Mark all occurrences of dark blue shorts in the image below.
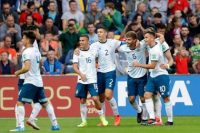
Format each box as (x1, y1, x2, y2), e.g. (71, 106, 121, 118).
(18, 84, 47, 104)
(145, 75, 170, 98)
(18, 79, 24, 91)
(127, 74, 147, 97)
(97, 70, 116, 94)
(75, 83, 98, 98)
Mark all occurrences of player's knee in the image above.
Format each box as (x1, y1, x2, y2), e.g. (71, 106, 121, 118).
(128, 96, 135, 104)
(17, 101, 24, 106)
(92, 96, 99, 102)
(163, 96, 170, 103)
(144, 92, 152, 99)
(140, 97, 145, 103)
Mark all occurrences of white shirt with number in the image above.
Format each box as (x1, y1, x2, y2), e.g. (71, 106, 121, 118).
(91, 39, 121, 73)
(73, 48, 97, 84)
(22, 47, 43, 87)
(118, 42, 147, 78)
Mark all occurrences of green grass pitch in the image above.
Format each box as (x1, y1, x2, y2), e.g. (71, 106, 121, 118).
(1, 116, 200, 133)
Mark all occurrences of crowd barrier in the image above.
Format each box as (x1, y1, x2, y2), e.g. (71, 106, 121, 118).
(0, 75, 199, 117)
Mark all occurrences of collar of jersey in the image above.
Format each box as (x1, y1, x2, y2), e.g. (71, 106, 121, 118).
(99, 40, 107, 44)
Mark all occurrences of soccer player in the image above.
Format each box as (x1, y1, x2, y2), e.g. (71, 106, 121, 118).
(73, 35, 108, 127)
(10, 31, 60, 132)
(133, 30, 173, 126)
(117, 31, 147, 123)
(93, 26, 121, 126)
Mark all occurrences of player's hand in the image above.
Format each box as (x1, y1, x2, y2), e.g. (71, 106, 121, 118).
(14, 70, 20, 76)
(160, 64, 168, 70)
(80, 73, 87, 82)
(74, 48, 80, 56)
(133, 60, 140, 67)
(156, 33, 165, 44)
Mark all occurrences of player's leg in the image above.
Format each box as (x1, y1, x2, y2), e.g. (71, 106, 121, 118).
(144, 77, 156, 125)
(38, 87, 60, 130)
(156, 75, 173, 126)
(127, 75, 142, 123)
(89, 83, 108, 126)
(10, 84, 37, 131)
(153, 93, 163, 125)
(105, 70, 120, 126)
(138, 75, 148, 124)
(75, 83, 88, 127)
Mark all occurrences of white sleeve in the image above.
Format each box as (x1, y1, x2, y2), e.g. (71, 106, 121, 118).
(22, 49, 31, 62)
(150, 49, 159, 61)
(73, 54, 79, 64)
(161, 42, 170, 53)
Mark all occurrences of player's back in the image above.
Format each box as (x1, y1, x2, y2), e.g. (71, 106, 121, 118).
(22, 47, 43, 87)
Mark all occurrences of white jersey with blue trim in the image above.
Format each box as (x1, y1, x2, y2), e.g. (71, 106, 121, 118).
(118, 42, 147, 78)
(73, 48, 97, 84)
(91, 39, 121, 73)
(148, 43, 168, 78)
(22, 47, 43, 87)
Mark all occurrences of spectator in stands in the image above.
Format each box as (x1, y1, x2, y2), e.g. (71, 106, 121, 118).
(125, 0, 137, 17)
(148, 0, 168, 23)
(102, 2, 124, 34)
(174, 10, 187, 26)
(168, 0, 189, 15)
(42, 49, 62, 75)
(58, 19, 80, 63)
(0, 1, 18, 25)
(180, 26, 193, 50)
(188, 14, 200, 37)
(84, 1, 104, 28)
(147, 12, 163, 30)
(124, 22, 144, 40)
(61, 0, 85, 33)
(43, 1, 62, 30)
(0, 35, 17, 65)
(86, 0, 105, 12)
(172, 34, 184, 57)
(87, 23, 98, 44)
(21, 15, 36, 34)
(0, 51, 15, 75)
(193, 59, 200, 73)
(190, 35, 200, 73)
(40, 32, 62, 59)
(128, 2, 150, 25)
(39, 17, 59, 39)
(19, 1, 43, 27)
(192, 0, 200, 19)
(0, 15, 21, 50)
(175, 47, 190, 74)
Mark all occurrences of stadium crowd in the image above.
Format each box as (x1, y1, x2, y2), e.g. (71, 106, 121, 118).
(0, 0, 200, 75)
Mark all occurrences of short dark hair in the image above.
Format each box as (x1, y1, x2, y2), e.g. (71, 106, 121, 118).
(23, 31, 36, 44)
(3, 34, 12, 41)
(96, 25, 108, 31)
(69, 0, 76, 5)
(144, 29, 156, 37)
(80, 34, 89, 40)
(125, 31, 137, 40)
(154, 13, 162, 18)
(156, 23, 166, 30)
(27, 1, 35, 9)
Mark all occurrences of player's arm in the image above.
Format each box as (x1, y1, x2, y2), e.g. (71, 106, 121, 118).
(160, 50, 174, 69)
(133, 60, 157, 69)
(73, 63, 87, 82)
(15, 60, 31, 76)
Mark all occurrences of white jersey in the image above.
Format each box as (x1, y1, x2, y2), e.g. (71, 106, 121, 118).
(22, 47, 43, 87)
(73, 48, 97, 84)
(91, 39, 121, 73)
(148, 43, 168, 78)
(118, 42, 147, 78)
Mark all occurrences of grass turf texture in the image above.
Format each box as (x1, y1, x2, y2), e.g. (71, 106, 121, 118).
(1, 116, 200, 133)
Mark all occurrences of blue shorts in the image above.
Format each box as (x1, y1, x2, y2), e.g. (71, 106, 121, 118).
(145, 75, 170, 98)
(18, 84, 48, 104)
(97, 70, 116, 94)
(18, 79, 24, 91)
(127, 74, 147, 97)
(75, 83, 98, 98)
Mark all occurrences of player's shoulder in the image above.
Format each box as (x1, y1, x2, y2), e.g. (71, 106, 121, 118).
(23, 47, 33, 54)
